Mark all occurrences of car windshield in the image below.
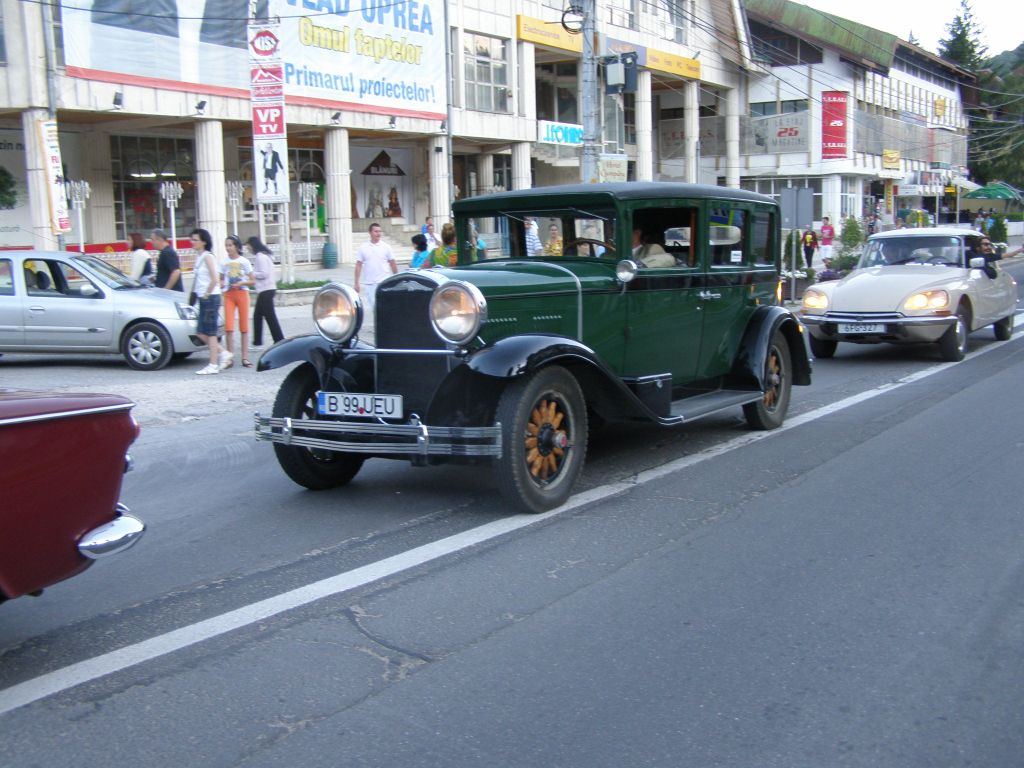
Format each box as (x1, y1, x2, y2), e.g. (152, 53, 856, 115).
(457, 208, 617, 262)
(72, 254, 142, 289)
(858, 236, 964, 269)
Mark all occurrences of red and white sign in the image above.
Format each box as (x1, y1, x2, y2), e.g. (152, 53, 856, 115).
(248, 22, 288, 204)
(252, 105, 285, 136)
(821, 91, 848, 159)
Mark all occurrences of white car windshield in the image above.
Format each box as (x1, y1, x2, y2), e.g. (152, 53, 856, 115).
(72, 254, 142, 289)
(858, 236, 964, 269)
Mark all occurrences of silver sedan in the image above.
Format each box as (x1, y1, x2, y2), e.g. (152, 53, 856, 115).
(0, 250, 201, 370)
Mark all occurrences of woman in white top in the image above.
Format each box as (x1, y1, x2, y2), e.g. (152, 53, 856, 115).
(127, 232, 153, 284)
(188, 228, 224, 375)
(246, 236, 284, 348)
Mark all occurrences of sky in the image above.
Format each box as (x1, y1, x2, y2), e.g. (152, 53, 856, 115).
(798, 0, 1022, 58)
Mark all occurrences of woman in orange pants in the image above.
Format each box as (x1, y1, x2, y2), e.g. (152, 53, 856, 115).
(220, 235, 255, 368)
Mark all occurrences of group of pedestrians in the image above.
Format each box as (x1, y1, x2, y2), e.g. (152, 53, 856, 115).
(800, 216, 836, 270)
(149, 228, 282, 375)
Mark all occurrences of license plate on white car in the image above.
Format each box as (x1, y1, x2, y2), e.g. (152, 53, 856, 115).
(317, 392, 403, 418)
(838, 323, 885, 334)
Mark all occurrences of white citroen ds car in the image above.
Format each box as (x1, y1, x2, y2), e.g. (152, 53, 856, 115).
(800, 227, 1017, 361)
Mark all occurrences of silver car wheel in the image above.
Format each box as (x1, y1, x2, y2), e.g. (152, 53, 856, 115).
(122, 321, 173, 370)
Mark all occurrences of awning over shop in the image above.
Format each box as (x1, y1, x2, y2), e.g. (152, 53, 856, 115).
(964, 182, 1023, 202)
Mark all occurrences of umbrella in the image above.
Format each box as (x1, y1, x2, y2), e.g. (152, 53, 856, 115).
(963, 182, 1022, 202)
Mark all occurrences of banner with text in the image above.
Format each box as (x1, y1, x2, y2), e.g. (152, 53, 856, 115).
(821, 91, 849, 160)
(250, 22, 289, 205)
(63, 0, 446, 118)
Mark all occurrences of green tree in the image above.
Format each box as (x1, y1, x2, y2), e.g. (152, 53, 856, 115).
(938, 0, 987, 71)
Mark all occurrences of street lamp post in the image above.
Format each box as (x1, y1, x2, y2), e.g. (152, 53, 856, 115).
(64, 180, 90, 253)
(159, 181, 183, 248)
(226, 180, 245, 236)
(299, 182, 317, 265)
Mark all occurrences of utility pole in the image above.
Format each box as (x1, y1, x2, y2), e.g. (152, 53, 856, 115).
(579, 0, 600, 184)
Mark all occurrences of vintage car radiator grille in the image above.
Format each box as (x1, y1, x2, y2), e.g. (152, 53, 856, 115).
(375, 275, 449, 417)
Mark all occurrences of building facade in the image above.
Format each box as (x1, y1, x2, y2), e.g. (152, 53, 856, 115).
(0, 0, 974, 264)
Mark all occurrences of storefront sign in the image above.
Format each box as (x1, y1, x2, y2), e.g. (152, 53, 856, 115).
(538, 121, 584, 146)
(516, 15, 582, 53)
(882, 149, 900, 169)
(62, 0, 447, 118)
(821, 91, 848, 159)
(645, 48, 700, 80)
(599, 154, 628, 183)
(884, 179, 894, 214)
(37, 120, 71, 234)
(752, 113, 809, 154)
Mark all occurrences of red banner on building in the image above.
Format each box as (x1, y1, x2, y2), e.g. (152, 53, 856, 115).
(821, 91, 848, 159)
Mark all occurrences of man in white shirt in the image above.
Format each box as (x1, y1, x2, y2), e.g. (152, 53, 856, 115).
(353, 222, 398, 314)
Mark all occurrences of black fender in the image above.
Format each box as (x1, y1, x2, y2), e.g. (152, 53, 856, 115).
(465, 334, 604, 379)
(729, 306, 812, 391)
(256, 335, 377, 390)
(425, 334, 663, 426)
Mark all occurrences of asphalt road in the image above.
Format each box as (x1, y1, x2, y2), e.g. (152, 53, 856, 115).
(1, 264, 1023, 766)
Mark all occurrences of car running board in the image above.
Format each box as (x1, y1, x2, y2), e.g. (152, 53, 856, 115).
(668, 389, 763, 423)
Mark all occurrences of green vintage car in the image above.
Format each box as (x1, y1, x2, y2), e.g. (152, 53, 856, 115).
(256, 182, 811, 513)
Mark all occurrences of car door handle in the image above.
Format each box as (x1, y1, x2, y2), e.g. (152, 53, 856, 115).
(699, 291, 722, 300)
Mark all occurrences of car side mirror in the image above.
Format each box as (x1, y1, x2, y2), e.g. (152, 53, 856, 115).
(968, 256, 986, 269)
(79, 283, 99, 297)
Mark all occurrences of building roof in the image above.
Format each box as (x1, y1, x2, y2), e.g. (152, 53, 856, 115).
(744, 0, 899, 71)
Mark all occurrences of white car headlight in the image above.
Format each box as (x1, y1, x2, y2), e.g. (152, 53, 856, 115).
(313, 283, 362, 343)
(176, 302, 197, 321)
(903, 290, 949, 312)
(802, 289, 829, 312)
(430, 281, 486, 344)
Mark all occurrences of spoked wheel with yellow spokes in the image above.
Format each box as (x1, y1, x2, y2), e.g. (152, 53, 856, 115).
(743, 330, 792, 430)
(495, 366, 588, 514)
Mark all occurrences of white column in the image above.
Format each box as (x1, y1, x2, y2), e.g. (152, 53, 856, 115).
(476, 153, 495, 195)
(194, 120, 227, 254)
(325, 126, 353, 263)
(636, 69, 654, 181)
(511, 142, 532, 190)
(83, 131, 116, 244)
(429, 135, 451, 223)
(22, 109, 56, 249)
(725, 87, 740, 188)
(518, 41, 536, 120)
(684, 80, 699, 183)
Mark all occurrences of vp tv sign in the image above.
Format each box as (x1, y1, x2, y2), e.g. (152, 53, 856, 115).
(252, 106, 285, 138)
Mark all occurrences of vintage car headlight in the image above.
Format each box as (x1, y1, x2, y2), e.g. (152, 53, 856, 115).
(313, 283, 362, 343)
(802, 289, 829, 312)
(903, 290, 949, 312)
(430, 281, 487, 344)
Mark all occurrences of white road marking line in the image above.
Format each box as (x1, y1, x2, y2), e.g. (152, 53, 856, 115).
(0, 328, 1020, 717)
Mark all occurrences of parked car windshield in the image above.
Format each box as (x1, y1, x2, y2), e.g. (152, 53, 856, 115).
(72, 254, 143, 289)
(459, 208, 617, 261)
(857, 236, 965, 269)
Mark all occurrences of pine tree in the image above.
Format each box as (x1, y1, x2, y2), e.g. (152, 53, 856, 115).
(938, 0, 987, 71)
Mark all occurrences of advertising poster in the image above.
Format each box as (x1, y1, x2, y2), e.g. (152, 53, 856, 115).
(348, 146, 412, 224)
(0, 130, 29, 247)
(62, 0, 447, 119)
(38, 120, 71, 235)
(821, 91, 849, 159)
(250, 22, 289, 204)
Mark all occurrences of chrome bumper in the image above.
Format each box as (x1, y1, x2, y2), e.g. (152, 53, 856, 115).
(78, 504, 146, 560)
(254, 414, 503, 458)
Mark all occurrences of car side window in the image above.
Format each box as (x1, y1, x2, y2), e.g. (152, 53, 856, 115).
(750, 211, 775, 267)
(709, 207, 745, 267)
(632, 206, 698, 268)
(0, 259, 12, 295)
(27, 262, 60, 296)
(54, 262, 101, 298)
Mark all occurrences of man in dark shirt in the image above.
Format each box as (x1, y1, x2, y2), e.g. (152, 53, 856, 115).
(151, 229, 182, 291)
